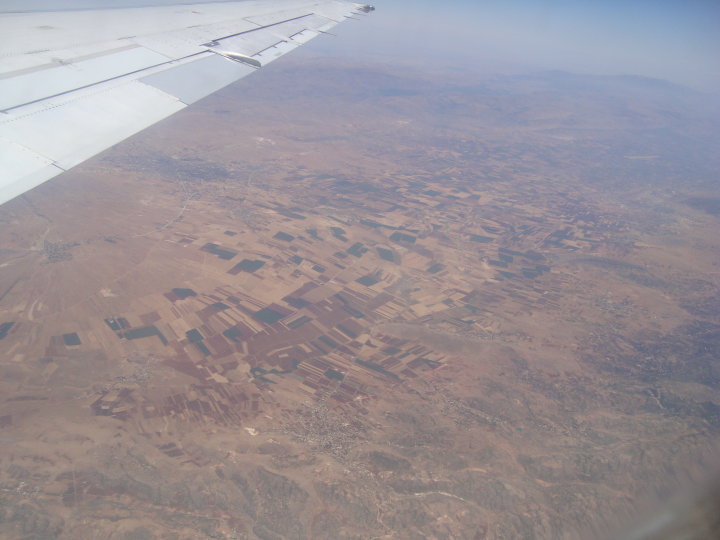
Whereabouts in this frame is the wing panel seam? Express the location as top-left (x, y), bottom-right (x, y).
top-left (0, 50), bottom-right (208, 114)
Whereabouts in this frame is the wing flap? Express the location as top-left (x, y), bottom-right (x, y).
top-left (0, 139), bottom-right (63, 205)
top-left (0, 46), bottom-right (170, 111)
top-left (140, 53), bottom-right (254, 105)
top-left (0, 78), bottom-right (186, 171)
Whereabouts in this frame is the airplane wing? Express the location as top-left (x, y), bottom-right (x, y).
top-left (0, 1), bottom-right (374, 206)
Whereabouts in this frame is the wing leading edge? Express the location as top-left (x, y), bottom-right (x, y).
top-left (0, 1), bottom-right (374, 206)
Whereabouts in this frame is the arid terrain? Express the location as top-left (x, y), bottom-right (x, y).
top-left (0, 55), bottom-right (719, 539)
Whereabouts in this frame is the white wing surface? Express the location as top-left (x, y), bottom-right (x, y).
top-left (0, 1), bottom-right (374, 205)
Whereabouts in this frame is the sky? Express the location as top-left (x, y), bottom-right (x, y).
top-left (4, 0), bottom-right (719, 91)
top-left (310, 0), bottom-right (720, 92)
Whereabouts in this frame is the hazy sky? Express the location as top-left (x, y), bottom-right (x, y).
top-left (5, 0), bottom-right (719, 91)
top-left (312, 0), bottom-right (720, 92)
